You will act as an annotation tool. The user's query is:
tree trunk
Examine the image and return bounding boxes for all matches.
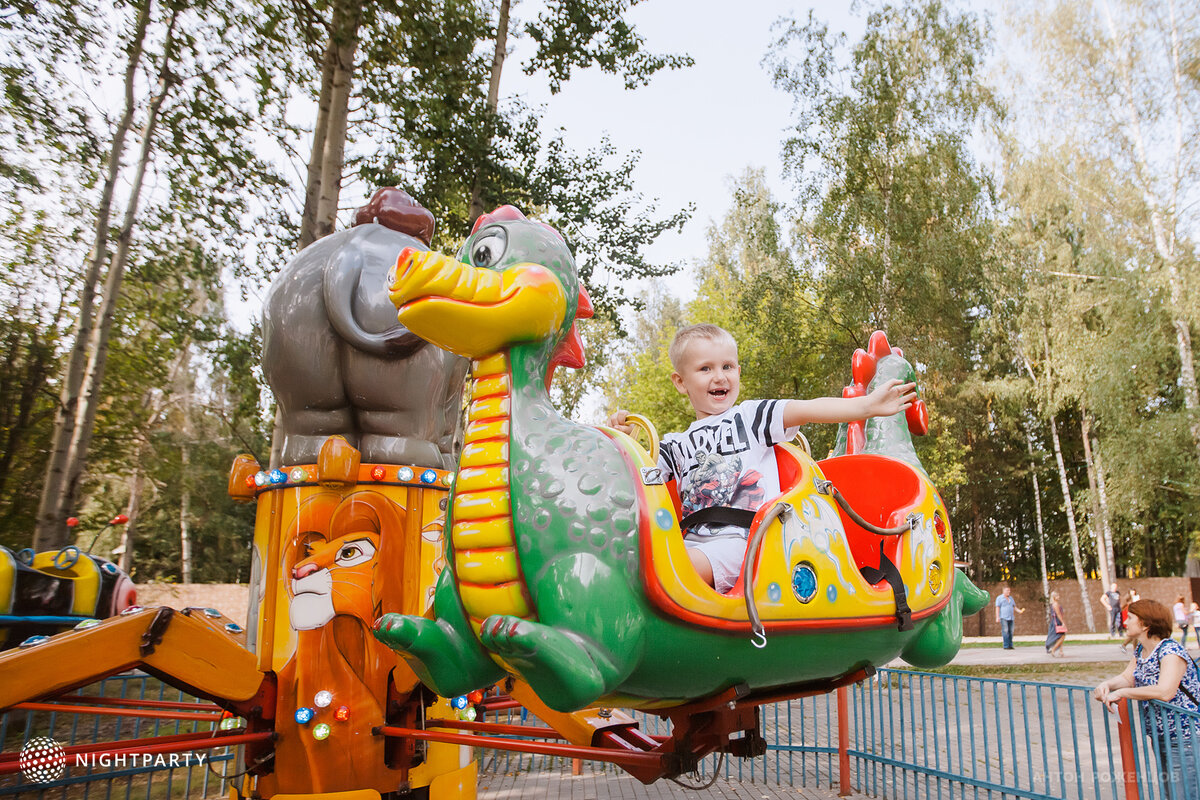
[297,27,338,250]
[468,0,511,226]
[118,465,144,574]
[180,439,191,583]
[1080,414,1111,588]
[312,0,363,241]
[1026,429,1051,613]
[1048,411,1095,632]
[1091,434,1117,579]
[34,0,154,550]
[59,23,179,523]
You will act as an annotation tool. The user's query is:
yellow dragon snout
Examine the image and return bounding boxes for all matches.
[388,247,568,359]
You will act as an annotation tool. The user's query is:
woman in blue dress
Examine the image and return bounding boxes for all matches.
[1094,599,1200,800]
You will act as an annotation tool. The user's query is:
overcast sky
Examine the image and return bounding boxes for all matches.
[502,2,862,300]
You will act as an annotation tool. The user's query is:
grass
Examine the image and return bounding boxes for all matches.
[894,662,1117,686]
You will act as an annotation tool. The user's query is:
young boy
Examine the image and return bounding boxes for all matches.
[610,323,916,593]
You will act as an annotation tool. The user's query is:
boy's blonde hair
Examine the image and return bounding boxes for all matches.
[668,324,738,371]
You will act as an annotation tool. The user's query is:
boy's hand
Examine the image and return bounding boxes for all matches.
[864,379,917,418]
[607,410,635,435]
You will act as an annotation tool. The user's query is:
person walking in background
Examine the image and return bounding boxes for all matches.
[1122,588,1141,651]
[1046,591,1067,657]
[1190,602,1200,650]
[994,586,1024,650]
[1173,596,1189,644]
[1101,582,1122,636]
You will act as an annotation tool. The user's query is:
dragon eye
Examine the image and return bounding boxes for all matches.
[470,228,507,268]
[334,538,376,568]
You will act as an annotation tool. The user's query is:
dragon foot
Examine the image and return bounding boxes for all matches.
[479,615,614,712]
[373,613,503,697]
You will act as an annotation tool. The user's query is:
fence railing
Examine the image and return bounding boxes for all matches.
[1132,700,1200,800]
[4,667,1197,800]
[0,673,238,799]
[479,667,1190,800]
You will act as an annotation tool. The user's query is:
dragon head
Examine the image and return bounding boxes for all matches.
[388,206,592,383]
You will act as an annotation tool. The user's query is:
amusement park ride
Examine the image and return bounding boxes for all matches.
[0,188,988,799]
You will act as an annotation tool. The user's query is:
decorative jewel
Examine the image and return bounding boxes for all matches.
[442,473,454,486]
[224,622,243,634]
[934,511,947,542]
[826,584,838,603]
[767,582,782,603]
[120,606,144,615]
[254,471,268,487]
[295,707,315,725]
[66,517,80,527]
[451,695,469,710]
[244,475,256,489]
[102,562,118,574]
[74,619,102,630]
[334,705,350,722]
[457,706,477,721]
[420,469,437,484]
[654,508,673,530]
[397,467,414,482]
[929,561,944,596]
[468,690,484,704]
[219,717,241,730]
[19,635,50,648]
[371,466,386,481]
[289,468,308,482]
[312,723,331,741]
[269,469,287,485]
[314,690,333,708]
[203,608,221,618]
[791,562,818,604]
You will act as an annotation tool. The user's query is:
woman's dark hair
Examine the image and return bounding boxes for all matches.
[1128,599,1173,639]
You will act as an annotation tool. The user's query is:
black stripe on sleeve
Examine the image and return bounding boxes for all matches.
[761,399,783,445]
[751,400,770,442]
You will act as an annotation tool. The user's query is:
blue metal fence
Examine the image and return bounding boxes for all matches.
[1131,700,1200,800]
[0,673,238,799]
[5,668,1195,799]
[480,668,1144,800]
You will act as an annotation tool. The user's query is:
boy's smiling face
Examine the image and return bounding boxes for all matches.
[671,336,741,419]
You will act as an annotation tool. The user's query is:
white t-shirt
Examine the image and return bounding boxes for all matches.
[657,400,799,536]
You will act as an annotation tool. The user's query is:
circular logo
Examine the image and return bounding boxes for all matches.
[20,737,66,784]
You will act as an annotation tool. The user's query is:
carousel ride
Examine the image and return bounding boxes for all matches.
[0,188,986,798]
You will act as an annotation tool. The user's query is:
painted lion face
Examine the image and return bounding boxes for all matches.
[289,532,380,630]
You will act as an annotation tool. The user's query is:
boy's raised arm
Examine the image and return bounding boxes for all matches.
[781,379,916,428]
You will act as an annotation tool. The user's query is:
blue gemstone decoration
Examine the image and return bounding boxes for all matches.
[295,707,315,724]
[654,508,673,530]
[826,584,838,603]
[269,469,287,484]
[792,563,818,603]
[19,635,50,648]
[452,695,469,710]
[420,469,437,484]
[767,582,782,603]
[225,622,243,634]
[204,608,221,618]
[102,562,118,574]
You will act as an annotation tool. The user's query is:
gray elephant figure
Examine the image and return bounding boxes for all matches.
[262,187,466,469]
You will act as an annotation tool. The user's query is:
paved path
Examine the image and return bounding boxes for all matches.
[944,635,1200,665]
[478,772,872,800]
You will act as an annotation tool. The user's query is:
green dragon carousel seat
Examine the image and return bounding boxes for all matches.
[373,205,988,713]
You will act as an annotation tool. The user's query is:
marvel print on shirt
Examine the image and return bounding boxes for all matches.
[657,399,799,522]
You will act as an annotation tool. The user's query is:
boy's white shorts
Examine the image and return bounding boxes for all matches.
[684,532,748,594]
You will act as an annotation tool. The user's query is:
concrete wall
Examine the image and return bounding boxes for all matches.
[135,583,249,627]
[965,577,1193,637]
